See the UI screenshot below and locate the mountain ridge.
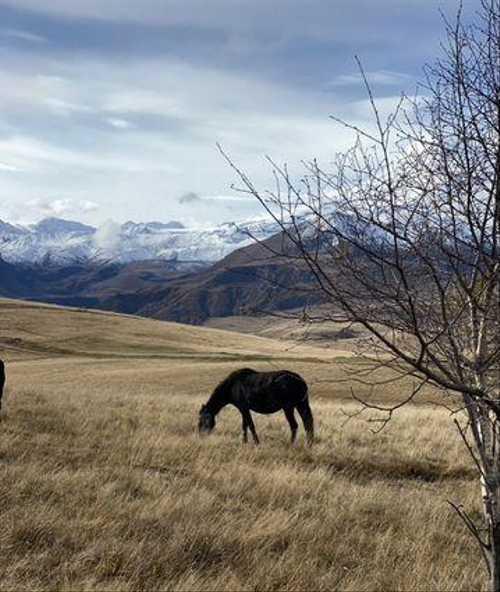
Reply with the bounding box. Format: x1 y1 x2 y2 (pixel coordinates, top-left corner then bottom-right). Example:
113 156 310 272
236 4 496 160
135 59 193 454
0 227 320 325
0 215 280 265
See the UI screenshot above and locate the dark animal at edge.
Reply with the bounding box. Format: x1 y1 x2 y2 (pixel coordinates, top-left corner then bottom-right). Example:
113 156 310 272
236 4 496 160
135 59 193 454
0 360 5 411
198 368 314 445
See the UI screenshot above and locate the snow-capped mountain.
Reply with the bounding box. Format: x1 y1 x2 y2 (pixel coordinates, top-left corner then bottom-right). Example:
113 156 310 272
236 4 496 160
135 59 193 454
31 218 95 238
0 220 29 238
0 216 280 265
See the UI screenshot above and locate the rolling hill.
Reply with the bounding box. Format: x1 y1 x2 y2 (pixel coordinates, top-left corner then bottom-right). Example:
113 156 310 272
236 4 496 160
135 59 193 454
0 298 347 363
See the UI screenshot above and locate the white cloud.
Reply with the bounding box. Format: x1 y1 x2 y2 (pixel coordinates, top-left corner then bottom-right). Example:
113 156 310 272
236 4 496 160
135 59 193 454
103 90 181 117
0 50 377 225
80 200 100 212
203 194 255 202
106 118 134 129
0 161 24 173
93 219 121 252
178 192 255 206
0 133 179 174
1 28 48 44
0 69 95 116
44 97 94 115
348 95 407 123
26 197 99 219
328 70 412 88
0 136 77 172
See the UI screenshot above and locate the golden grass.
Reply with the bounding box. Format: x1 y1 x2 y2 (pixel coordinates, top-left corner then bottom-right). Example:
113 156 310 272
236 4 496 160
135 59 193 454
0 298 352 362
0 299 485 591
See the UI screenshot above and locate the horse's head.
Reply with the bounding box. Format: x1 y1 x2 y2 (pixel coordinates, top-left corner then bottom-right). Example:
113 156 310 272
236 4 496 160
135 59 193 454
198 404 216 435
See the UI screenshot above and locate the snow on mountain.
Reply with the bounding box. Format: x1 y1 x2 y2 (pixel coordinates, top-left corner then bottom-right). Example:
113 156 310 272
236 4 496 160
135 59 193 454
0 216 281 265
0 219 29 238
30 217 95 238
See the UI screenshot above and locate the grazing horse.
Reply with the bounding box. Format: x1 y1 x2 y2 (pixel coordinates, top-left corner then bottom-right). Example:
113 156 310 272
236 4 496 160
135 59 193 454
0 360 5 411
198 368 314 445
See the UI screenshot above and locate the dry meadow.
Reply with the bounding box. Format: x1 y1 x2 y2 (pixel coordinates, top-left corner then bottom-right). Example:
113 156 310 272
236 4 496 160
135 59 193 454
0 299 484 591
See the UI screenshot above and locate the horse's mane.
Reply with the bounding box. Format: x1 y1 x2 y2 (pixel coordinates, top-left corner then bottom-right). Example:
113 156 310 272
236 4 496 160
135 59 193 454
212 367 257 397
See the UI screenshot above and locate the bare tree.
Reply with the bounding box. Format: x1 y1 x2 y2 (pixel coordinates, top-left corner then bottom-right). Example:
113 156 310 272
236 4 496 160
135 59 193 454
220 1 500 589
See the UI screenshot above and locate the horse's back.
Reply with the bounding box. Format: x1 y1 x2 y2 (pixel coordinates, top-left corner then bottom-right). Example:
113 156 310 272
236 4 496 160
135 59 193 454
245 370 308 414
271 370 307 392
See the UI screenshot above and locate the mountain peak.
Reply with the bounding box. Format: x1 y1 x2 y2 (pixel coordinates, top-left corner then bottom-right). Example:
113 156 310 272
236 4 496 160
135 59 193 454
31 217 96 236
0 219 28 236
0 215 279 265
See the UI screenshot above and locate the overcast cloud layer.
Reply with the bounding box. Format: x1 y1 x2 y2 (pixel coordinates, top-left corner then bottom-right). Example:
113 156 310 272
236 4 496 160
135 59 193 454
0 0 475 226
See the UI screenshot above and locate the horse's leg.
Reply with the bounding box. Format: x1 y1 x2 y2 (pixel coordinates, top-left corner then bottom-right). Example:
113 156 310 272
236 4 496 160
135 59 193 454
242 408 259 445
296 399 314 446
241 413 249 443
283 407 298 444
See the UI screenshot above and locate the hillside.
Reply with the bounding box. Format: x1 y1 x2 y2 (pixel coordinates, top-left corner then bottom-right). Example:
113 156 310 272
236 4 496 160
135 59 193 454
0 257 205 305
205 310 369 351
0 298 348 364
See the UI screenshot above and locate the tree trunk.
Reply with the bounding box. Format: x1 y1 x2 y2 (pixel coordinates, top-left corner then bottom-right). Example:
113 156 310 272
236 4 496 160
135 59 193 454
489 522 500 592
477 408 500 592
464 400 500 591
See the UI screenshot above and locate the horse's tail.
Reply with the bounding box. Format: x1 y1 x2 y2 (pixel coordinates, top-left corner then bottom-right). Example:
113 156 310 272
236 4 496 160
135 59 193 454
301 380 308 403
288 371 309 402
297 397 314 446
0 360 5 410
289 373 313 444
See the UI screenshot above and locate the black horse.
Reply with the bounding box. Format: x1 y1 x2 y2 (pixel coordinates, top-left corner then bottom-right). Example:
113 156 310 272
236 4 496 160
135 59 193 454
198 368 314 445
0 360 5 411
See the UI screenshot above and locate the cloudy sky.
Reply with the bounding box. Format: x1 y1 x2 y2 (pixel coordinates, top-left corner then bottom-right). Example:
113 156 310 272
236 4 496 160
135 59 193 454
0 0 474 227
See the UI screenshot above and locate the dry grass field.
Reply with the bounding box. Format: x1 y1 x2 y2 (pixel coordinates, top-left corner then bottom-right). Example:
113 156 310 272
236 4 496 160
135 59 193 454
0 299 484 591
206 312 369 351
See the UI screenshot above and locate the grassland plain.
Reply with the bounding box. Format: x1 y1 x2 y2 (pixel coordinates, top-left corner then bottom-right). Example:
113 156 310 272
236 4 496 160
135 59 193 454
0 299 484 591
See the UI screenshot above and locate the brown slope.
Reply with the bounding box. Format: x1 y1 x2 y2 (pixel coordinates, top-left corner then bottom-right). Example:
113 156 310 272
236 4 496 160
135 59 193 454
0 259 206 313
0 232 324 324
131 233 323 324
